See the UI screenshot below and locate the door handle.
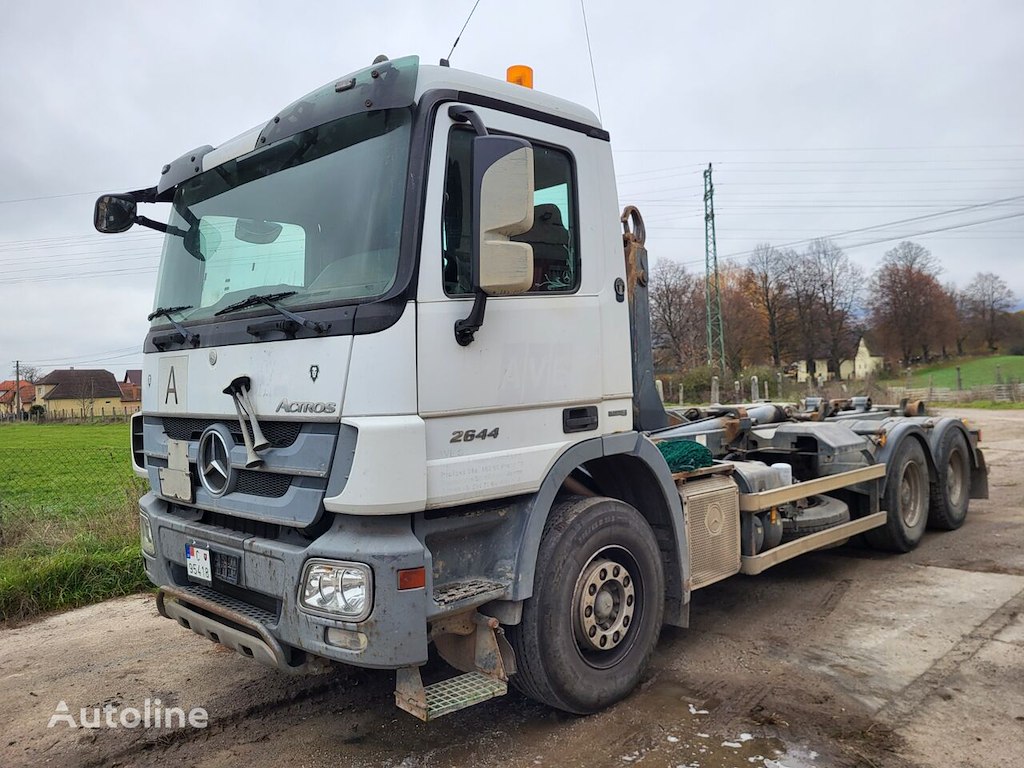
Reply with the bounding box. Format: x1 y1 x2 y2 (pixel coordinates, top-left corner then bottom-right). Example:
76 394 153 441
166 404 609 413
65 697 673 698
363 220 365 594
563 406 598 434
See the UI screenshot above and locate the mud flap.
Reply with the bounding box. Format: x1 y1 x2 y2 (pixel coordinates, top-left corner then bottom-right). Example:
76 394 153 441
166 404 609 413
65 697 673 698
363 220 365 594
971 448 989 499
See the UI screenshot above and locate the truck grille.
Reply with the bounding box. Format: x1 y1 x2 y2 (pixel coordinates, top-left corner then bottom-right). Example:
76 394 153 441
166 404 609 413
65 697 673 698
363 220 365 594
235 470 291 498
157 417 302 447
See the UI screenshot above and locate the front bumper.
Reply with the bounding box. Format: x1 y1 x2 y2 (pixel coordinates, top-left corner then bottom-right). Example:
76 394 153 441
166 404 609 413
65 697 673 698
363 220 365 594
141 493 429 670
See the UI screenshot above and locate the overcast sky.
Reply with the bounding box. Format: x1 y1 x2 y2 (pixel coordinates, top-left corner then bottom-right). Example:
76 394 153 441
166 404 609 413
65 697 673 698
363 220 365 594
2 1 1022 380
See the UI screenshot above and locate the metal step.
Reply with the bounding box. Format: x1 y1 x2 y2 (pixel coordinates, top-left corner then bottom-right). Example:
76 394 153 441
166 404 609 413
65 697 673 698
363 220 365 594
432 579 508 607
395 668 507 721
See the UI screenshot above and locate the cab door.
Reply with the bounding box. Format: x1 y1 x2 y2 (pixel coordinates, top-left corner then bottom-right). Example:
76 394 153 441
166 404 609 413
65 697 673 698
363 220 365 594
416 103 631 509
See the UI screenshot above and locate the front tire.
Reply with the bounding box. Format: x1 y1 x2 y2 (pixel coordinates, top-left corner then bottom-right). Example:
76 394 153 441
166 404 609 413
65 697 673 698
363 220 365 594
507 496 665 714
866 438 930 553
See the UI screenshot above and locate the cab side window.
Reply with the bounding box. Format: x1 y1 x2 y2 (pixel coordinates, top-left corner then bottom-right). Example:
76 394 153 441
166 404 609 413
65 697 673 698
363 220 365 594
442 128 580 295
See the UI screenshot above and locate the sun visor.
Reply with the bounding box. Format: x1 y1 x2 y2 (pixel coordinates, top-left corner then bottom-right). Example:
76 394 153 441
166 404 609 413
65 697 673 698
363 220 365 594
256 55 419 148
156 145 214 197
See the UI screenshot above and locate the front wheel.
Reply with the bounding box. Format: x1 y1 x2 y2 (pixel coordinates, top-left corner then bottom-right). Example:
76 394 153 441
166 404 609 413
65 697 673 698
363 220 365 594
507 496 665 714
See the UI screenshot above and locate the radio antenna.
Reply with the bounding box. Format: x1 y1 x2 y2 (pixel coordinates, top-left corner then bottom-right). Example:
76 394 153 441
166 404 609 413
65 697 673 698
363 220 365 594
580 0 603 121
446 0 483 63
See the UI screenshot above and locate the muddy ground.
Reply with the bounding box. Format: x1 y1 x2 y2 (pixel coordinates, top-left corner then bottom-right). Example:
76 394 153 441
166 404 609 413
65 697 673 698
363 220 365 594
1 408 1021 768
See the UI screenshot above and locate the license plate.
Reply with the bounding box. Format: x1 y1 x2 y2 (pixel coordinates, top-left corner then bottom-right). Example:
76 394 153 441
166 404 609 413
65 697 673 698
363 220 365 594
185 544 212 584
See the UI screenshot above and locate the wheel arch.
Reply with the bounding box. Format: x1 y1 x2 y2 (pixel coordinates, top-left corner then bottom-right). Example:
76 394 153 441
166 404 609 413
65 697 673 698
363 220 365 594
874 422 937 491
927 417 987 499
925 417 973 463
511 433 689 627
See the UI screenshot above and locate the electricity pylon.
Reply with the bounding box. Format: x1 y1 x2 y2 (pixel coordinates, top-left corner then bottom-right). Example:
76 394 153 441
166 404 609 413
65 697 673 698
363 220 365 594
704 163 726 374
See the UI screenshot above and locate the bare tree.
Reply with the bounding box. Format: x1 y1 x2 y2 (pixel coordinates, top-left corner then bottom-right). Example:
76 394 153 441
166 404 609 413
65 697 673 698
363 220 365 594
964 272 1016 352
11 364 41 384
926 282 958 360
747 243 792 366
649 260 706 370
75 379 97 418
806 239 862 378
781 248 823 377
949 283 974 356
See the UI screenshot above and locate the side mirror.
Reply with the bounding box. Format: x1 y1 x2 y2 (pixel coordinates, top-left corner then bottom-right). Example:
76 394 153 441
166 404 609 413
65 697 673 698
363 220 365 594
475 138 535 295
93 194 137 233
450 109 537 346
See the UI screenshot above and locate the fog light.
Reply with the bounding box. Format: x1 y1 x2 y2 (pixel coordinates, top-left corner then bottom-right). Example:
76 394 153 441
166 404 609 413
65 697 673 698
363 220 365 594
139 512 156 556
299 559 373 621
326 628 368 651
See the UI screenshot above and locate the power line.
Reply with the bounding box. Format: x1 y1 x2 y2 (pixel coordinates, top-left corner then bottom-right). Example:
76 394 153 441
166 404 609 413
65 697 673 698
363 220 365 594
0 266 158 286
725 194 1024 222
26 345 142 366
0 230 161 251
829 210 1024 253
664 209 1024 268
0 189 112 205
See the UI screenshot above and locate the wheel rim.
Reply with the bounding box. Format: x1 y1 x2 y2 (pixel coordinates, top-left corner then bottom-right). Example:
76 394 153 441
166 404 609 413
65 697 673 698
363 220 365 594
947 447 966 506
572 546 642 669
900 460 925 528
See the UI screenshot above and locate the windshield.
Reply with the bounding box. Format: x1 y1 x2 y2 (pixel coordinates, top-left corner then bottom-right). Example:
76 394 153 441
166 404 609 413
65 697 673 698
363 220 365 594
151 108 412 324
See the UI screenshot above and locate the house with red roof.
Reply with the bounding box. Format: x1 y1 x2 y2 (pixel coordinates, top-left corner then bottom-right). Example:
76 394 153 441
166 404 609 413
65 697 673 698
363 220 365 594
0 379 35 417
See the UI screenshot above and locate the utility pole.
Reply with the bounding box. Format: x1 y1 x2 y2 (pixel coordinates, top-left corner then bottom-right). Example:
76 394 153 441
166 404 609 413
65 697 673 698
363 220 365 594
14 360 21 418
704 164 726 375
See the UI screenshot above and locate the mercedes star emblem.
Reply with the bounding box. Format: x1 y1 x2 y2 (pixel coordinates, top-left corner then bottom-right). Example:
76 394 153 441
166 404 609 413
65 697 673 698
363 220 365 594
197 424 236 497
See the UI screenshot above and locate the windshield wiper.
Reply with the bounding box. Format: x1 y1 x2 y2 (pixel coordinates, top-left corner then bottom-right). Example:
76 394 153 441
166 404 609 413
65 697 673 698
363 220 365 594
148 305 198 346
214 292 328 333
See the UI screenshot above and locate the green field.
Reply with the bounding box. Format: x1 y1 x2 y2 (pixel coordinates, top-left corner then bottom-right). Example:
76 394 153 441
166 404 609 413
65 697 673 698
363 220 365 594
0 422 149 621
887 355 1024 389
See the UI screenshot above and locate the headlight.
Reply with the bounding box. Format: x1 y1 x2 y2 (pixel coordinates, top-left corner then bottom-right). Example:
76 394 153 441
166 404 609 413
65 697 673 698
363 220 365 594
139 512 156 556
299 559 373 621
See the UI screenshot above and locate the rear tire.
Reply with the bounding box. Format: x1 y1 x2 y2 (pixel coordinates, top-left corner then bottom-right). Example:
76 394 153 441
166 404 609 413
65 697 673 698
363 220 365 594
507 496 665 714
866 438 929 553
928 430 971 530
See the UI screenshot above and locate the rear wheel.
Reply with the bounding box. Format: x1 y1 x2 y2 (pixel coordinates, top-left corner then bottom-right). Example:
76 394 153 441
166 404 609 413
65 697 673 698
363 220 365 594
507 496 665 714
866 438 929 553
928 430 971 530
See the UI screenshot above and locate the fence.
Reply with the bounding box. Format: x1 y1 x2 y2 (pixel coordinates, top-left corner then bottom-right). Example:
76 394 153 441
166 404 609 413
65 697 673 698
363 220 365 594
885 382 1022 404
0 422 149 620
658 367 1024 407
0 422 144 521
1 407 138 424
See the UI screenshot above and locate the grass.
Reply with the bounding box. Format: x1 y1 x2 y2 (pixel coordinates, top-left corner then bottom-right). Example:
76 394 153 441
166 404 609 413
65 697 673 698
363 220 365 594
937 400 1024 410
887 355 1024 389
0 422 149 622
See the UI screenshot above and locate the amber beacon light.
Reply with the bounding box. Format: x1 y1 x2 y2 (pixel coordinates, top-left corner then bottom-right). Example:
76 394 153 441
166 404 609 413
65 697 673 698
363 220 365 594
506 64 534 88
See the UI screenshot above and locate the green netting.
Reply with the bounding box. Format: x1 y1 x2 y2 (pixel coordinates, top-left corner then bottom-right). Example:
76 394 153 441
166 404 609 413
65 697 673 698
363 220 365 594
657 439 714 473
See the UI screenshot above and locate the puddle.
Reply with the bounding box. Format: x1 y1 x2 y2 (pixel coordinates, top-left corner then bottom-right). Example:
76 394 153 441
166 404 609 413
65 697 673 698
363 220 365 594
601 680 824 768
613 730 819 768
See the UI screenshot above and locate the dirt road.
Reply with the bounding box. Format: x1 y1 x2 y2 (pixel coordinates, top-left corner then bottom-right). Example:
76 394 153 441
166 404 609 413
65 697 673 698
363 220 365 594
2 408 1021 768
